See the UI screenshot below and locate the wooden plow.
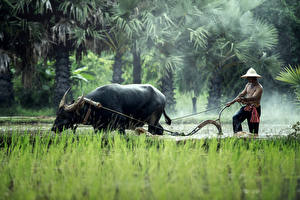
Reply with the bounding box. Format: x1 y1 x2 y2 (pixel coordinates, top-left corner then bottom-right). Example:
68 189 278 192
169 106 227 136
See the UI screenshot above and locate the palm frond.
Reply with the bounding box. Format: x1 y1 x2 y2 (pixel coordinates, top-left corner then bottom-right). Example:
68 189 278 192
239 0 266 12
33 39 50 61
188 26 209 50
255 53 282 77
51 19 73 45
128 18 144 34
233 38 256 63
251 19 278 50
27 21 45 41
118 0 140 14
160 55 183 72
72 27 105 49
142 12 157 39
223 0 241 20
0 50 10 71
35 0 52 14
113 16 135 39
13 0 28 14
102 31 117 51
72 28 87 48
276 65 300 87
59 1 93 24
239 11 255 34
277 65 300 105
2 0 14 9
160 12 176 27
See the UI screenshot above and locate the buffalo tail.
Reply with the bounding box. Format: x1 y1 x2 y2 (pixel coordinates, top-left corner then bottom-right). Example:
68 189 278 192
163 109 172 125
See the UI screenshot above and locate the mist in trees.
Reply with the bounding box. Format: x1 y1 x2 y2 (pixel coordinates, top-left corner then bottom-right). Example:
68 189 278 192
0 0 299 112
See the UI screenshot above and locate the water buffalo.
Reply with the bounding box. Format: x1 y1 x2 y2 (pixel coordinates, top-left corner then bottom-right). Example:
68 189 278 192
51 84 171 135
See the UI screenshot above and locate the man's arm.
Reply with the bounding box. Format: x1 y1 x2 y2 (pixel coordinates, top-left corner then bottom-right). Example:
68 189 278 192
226 84 248 107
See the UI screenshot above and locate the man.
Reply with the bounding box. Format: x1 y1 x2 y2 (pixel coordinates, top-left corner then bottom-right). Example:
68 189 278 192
226 68 263 135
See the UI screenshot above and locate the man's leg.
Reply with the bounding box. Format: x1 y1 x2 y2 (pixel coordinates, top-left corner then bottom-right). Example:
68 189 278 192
248 123 259 134
247 106 261 134
232 106 249 133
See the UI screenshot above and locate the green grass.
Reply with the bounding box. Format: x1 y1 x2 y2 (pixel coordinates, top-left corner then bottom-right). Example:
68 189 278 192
0 131 299 200
0 106 55 117
0 106 55 124
0 116 55 125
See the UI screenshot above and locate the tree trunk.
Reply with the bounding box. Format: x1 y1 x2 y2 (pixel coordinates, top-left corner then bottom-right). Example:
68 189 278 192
0 66 14 107
207 67 223 111
53 44 72 108
160 68 176 113
192 97 197 114
112 51 124 84
132 43 141 84
21 47 34 89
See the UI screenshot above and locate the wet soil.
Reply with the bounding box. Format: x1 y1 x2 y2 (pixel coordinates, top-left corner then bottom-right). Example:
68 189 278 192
0 120 293 140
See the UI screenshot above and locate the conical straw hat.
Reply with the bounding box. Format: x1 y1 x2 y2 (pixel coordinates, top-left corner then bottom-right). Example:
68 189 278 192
241 68 262 78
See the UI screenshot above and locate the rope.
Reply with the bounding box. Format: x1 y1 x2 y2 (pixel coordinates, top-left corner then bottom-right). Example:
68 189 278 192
171 104 225 121
102 106 177 134
82 98 227 136
83 100 177 134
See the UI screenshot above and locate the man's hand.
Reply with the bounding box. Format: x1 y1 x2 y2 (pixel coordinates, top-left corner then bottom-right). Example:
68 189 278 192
226 101 234 107
227 97 243 107
235 97 242 102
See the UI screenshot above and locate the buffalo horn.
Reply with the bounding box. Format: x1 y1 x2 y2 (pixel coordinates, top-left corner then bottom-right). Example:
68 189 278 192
64 95 84 111
59 88 71 109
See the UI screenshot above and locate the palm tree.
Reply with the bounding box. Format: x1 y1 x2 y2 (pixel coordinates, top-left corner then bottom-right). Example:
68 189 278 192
171 1 210 112
183 0 280 109
3 0 113 107
108 0 181 112
0 0 42 106
104 27 129 84
49 0 112 106
141 1 184 111
108 0 145 84
131 41 142 84
0 1 14 106
177 55 208 113
0 53 13 106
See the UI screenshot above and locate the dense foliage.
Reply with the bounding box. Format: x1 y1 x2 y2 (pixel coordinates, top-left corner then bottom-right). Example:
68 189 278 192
0 0 299 112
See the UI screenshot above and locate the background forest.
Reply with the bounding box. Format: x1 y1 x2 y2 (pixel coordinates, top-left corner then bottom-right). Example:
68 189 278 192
0 0 299 116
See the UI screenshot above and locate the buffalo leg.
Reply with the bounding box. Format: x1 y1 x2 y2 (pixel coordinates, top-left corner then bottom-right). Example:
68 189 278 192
148 110 164 135
149 123 164 135
110 113 127 135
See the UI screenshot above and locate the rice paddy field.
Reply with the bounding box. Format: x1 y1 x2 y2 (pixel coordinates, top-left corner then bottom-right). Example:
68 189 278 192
0 116 299 200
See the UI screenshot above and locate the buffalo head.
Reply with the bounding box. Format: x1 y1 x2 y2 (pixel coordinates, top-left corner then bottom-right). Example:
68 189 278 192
51 88 84 132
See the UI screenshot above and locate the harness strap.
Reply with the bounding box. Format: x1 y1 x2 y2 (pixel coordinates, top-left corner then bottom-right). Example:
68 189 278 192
76 97 185 135
83 104 92 125
81 98 103 125
83 97 102 108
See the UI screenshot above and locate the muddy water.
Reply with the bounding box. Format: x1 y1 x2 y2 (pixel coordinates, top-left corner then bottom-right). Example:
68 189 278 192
160 122 293 140
0 121 293 140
